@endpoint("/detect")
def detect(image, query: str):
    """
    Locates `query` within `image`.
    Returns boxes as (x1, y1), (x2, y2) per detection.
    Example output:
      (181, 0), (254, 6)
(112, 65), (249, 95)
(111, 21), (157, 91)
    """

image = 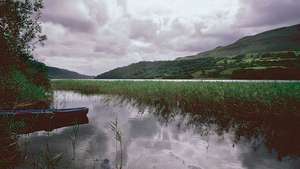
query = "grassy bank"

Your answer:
(51, 80), (300, 104)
